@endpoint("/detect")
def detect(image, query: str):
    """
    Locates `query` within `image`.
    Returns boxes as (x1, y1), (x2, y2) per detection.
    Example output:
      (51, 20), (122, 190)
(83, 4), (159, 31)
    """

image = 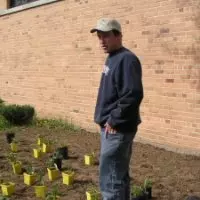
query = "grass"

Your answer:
(33, 118), (80, 132)
(0, 114), (80, 132)
(0, 100), (80, 132)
